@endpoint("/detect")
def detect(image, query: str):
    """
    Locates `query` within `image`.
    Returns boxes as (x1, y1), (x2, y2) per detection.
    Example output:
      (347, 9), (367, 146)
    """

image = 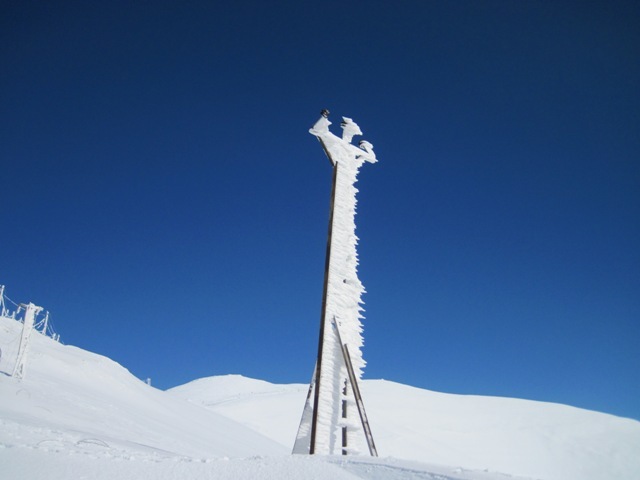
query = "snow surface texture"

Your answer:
(294, 114), (378, 456)
(2, 315), (640, 480)
(171, 375), (640, 480)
